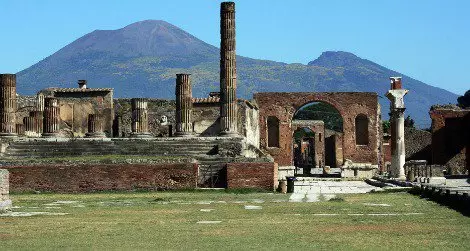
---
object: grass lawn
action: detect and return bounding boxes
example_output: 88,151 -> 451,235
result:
1,191 -> 469,250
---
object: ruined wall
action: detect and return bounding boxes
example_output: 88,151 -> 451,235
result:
238,100 -> 259,148
226,162 -> 277,190
192,102 -> 219,136
6,163 -> 197,193
114,99 -> 175,137
430,107 -> 470,174
255,92 -> 381,167
292,120 -> 325,167
0,169 -> 10,212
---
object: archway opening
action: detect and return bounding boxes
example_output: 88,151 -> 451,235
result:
293,101 -> 344,175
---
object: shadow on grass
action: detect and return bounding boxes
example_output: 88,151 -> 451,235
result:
409,187 -> 470,217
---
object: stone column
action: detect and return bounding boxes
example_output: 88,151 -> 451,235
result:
42,98 -> 60,137
30,111 -> 44,136
15,123 -> 24,136
175,74 -> 194,137
130,98 -> 151,138
386,77 -> 408,180
0,74 -> 17,137
86,114 -> 106,138
219,2 -> 238,136
36,93 -> 45,112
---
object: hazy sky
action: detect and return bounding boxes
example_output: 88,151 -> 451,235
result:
0,0 -> 468,95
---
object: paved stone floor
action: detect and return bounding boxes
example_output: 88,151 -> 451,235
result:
289,180 -> 381,202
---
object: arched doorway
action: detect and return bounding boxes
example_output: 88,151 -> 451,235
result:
292,101 -> 344,176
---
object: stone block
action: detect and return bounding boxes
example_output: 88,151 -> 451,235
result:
0,169 -> 10,212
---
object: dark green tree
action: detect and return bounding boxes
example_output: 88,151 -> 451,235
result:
404,115 -> 415,128
457,90 -> 470,108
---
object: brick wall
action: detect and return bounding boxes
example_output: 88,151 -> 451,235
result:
430,108 -> 470,173
5,163 -> 197,193
226,162 -> 278,190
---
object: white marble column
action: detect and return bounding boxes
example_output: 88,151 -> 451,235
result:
386,77 -> 408,180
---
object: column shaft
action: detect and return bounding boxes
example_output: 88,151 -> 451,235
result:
42,98 -> 60,137
86,114 -> 106,138
175,74 -> 193,137
219,2 -> 238,136
0,74 -> 17,137
130,98 -> 151,138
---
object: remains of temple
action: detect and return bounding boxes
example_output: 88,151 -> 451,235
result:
3,1 -> 464,194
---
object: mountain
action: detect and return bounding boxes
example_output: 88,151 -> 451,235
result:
16,20 -> 458,128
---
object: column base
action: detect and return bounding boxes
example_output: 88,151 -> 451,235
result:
0,132 -> 17,138
174,131 -> 194,137
85,132 -> 106,138
41,132 -> 61,138
129,132 -> 153,138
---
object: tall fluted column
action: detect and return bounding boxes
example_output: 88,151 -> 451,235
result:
42,98 -> 61,137
86,114 -> 106,138
36,93 -> 45,112
175,74 -> 194,137
386,77 -> 408,180
219,2 -> 238,136
130,98 -> 151,138
0,74 -> 17,137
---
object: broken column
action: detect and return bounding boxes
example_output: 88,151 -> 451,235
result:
130,98 -> 151,138
386,77 -> 408,180
85,114 -> 106,138
30,111 -> 43,136
42,97 -> 61,137
36,93 -> 45,112
15,123 -> 24,136
219,2 -> 238,136
0,74 -> 17,137
175,74 -> 194,137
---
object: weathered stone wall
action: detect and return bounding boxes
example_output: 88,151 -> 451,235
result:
0,169 -> 10,212
6,163 -> 197,192
114,99 -> 175,137
405,128 -> 432,162
255,92 -> 381,167
226,162 -> 277,190
429,107 -> 470,174
238,100 -> 259,148
192,103 -> 219,136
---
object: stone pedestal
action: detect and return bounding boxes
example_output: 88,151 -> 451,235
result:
0,169 -> 10,212
0,74 -> 17,137
42,98 -> 61,138
130,98 -> 152,138
175,74 -> 194,137
386,77 -> 408,180
219,2 -> 238,136
86,114 -> 106,138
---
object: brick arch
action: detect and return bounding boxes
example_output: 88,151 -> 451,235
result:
254,92 -> 380,167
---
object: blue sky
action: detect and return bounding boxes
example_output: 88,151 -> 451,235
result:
0,0 -> 468,95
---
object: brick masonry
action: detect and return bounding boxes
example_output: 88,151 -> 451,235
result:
5,163 -> 197,193
254,92 -> 381,167
0,169 -> 10,211
429,108 -> 470,173
226,162 -> 278,190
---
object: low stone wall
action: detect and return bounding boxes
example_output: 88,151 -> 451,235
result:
5,163 -> 197,193
0,169 -> 11,212
226,162 -> 277,190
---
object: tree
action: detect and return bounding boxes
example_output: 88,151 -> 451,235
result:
457,90 -> 470,108
382,120 -> 390,133
404,115 -> 415,128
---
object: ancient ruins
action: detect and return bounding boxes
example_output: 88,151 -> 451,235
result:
0,2 -> 468,195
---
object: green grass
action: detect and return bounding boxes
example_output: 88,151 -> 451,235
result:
1,192 -> 469,250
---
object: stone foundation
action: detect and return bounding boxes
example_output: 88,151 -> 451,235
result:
0,169 -> 11,212
340,160 -> 378,179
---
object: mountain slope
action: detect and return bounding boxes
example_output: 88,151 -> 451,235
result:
16,20 -> 458,127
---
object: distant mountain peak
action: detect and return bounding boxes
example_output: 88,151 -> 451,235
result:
308,51 -> 364,67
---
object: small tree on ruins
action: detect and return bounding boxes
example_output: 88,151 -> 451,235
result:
404,115 -> 415,128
